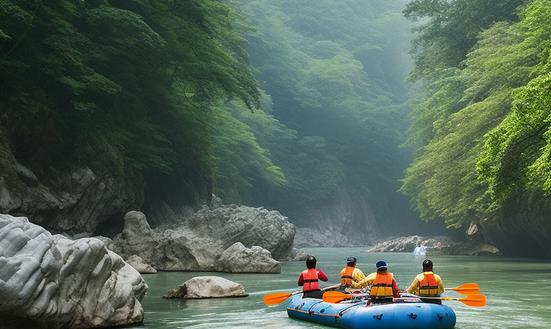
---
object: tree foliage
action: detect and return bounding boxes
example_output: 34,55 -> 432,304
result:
232,0 -> 416,225
402,0 -> 551,228
0,0 -> 259,206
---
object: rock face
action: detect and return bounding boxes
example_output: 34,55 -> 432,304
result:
0,214 -> 147,328
367,235 -> 501,256
218,242 -> 280,273
163,276 -> 247,299
0,128 -> 141,235
112,209 -> 293,272
295,227 -> 365,248
478,196 -> 551,257
295,188 -> 379,247
126,255 -> 157,274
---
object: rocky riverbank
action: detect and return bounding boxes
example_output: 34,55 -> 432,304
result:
106,206 -> 303,273
367,235 -> 501,256
0,214 -> 146,329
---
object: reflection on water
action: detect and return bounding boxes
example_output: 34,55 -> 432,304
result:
129,248 -> 551,329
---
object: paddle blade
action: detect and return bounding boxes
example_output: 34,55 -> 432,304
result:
447,283 -> 480,295
322,291 -> 353,303
263,292 -> 293,305
460,294 -> 486,307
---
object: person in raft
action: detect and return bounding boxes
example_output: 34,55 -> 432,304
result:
357,260 -> 400,304
298,255 -> 329,299
406,259 -> 444,304
339,256 -> 366,290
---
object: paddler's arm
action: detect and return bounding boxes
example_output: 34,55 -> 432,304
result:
406,276 -> 420,294
355,272 -> 376,289
350,268 -> 366,289
392,279 -> 400,298
298,273 -> 304,286
436,274 -> 444,295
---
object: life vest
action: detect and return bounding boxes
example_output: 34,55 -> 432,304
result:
419,272 -> 440,296
370,272 -> 394,298
302,269 -> 320,292
340,266 -> 355,287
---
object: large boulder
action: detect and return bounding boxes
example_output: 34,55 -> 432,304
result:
189,205 -> 296,260
163,276 -> 247,299
126,255 -> 157,274
0,214 -> 147,328
217,242 -> 281,273
113,208 -> 293,272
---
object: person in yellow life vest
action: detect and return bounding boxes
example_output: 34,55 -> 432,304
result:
357,260 -> 400,304
339,256 -> 366,290
298,256 -> 329,299
406,259 -> 444,304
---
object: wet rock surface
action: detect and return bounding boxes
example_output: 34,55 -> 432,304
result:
163,276 -> 247,299
0,214 -> 147,329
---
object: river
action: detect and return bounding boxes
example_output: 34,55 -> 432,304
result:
130,248 -> 551,328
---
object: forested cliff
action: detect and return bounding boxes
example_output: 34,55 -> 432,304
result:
2,0 -> 550,256
0,0 -> 420,240
402,0 -> 551,256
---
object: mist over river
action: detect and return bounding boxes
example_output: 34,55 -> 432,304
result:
131,248 -> 551,329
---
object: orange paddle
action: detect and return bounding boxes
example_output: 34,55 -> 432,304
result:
445,283 -> 480,295
323,291 -> 487,307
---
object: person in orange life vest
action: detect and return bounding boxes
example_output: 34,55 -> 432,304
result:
406,259 -> 444,304
357,260 -> 400,304
298,255 -> 329,299
339,256 -> 366,290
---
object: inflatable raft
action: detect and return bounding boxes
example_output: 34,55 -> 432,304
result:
287,294 -> 456,329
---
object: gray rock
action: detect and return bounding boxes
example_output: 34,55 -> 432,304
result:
163,276 -> 247,299
0,128 -> 142,235
367,235 -> 501,256
218,242 -> 280,273
0,214 -> 147,328
113,208 -> 292,272
126,255 -> 157,274
290,248 -> 309,261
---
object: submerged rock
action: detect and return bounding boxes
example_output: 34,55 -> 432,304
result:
218,242 -> 281,273
290,247 -> 309,261
126,255 -> 157,274
113,208 -> 293,272
0,214 -> 147,328
367,235 -> 501,256
163,276 -> 247,299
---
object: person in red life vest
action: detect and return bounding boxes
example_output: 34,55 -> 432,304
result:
357,260 -> 400,304
298,255 -> 329,299
406,259 -> 444,304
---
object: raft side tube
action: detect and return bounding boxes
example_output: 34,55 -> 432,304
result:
287,294 -> 456,329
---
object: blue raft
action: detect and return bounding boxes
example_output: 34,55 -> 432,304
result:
287,294 -> 456,329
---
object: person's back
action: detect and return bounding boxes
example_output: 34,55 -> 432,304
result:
359,260 -> 400,304
339,256 -> 365,289
298,255 -> 329,299
406,259 -> 444,304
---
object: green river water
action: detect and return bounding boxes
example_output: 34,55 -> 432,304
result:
131,248 -> 551,329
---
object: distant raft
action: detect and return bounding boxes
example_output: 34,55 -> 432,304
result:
287,294 -> 456,329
